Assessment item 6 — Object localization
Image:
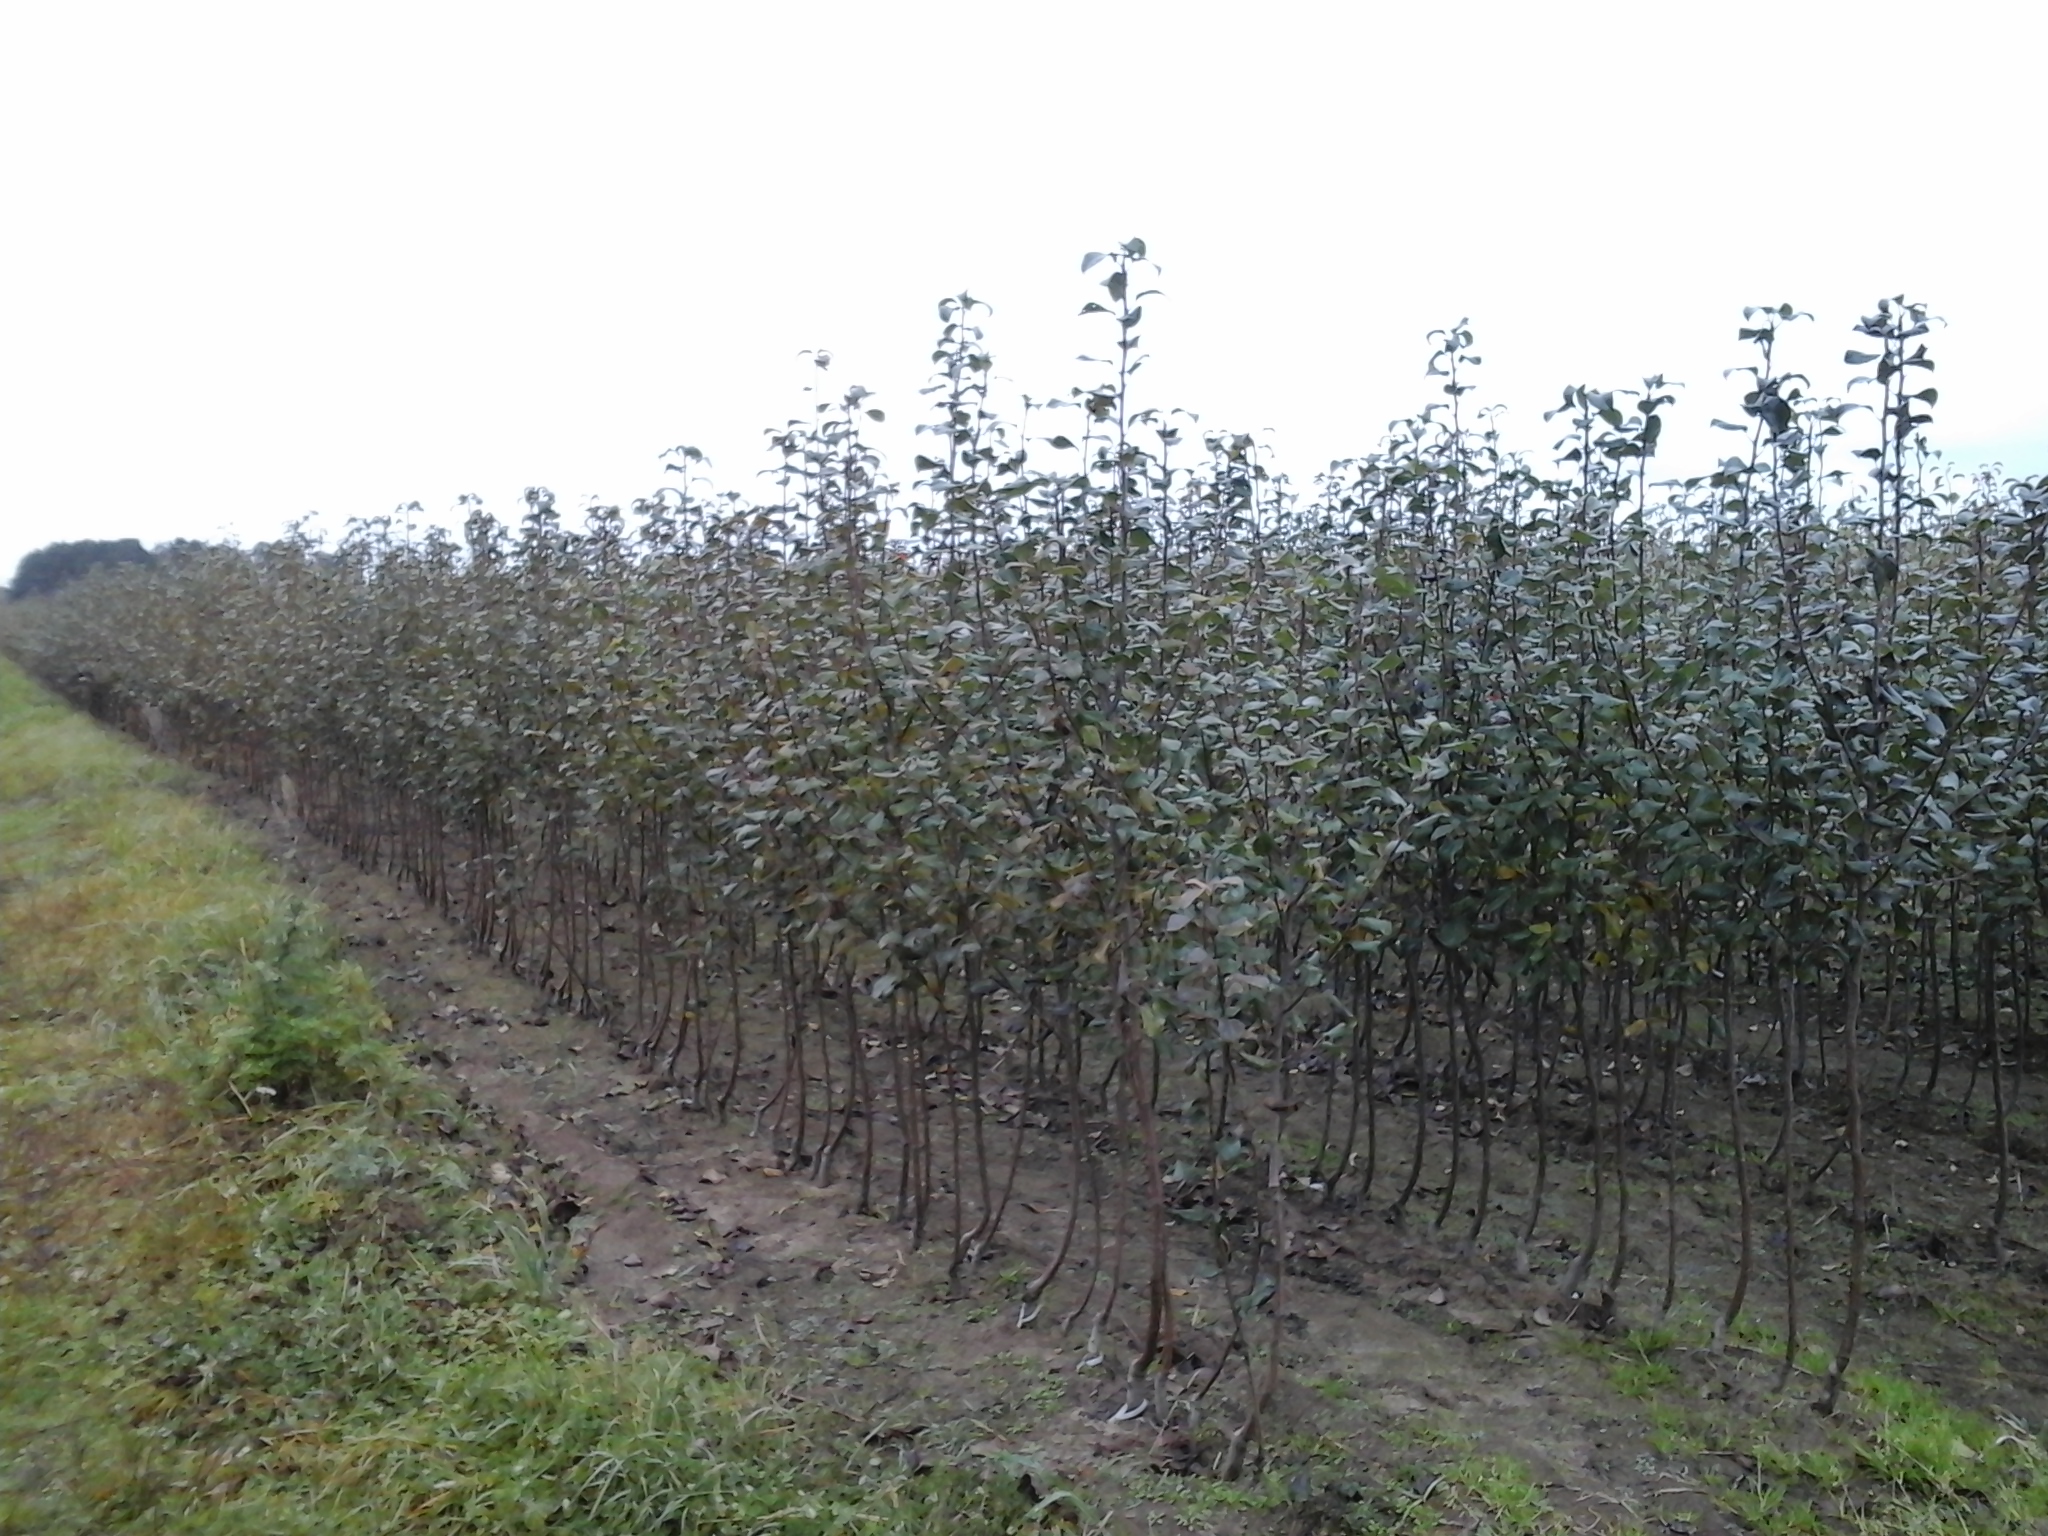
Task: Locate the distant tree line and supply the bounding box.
[5,538,229,602]
[7,540,155,601]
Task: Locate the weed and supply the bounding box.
[1754,1442,1851,1493]
[992,1261,1032,1295]
[1609,1354,1678,1398]
[1722,1483,1829,1536]
[1371,1451,1571,1536]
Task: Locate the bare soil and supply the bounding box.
[210,775,2048,1534]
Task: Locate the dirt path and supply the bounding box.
[208,775,2048,1534]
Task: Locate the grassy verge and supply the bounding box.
[0,661,1033,1534]
[1580,1312,2048,1536]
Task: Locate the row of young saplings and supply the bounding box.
[14,255,2046,1440]
[46,675,2048,1441]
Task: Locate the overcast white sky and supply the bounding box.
[3,2,2040,585]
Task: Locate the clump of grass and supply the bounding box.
[1365,1420,1574,1535]
[1544,1299,2048,1536]
[158,896,402,1112]
[1604,1322,1682,1398]
[1845,1371,2048,1530]
[0,661,1035,1534]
